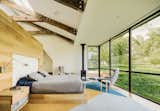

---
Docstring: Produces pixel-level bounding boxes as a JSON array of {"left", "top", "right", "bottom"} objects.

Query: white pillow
[{"left": 28, "top": 72, "right": 44, "bottom": 81}]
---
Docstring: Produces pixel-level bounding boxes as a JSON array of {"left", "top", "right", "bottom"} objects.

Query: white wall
[
  {"left": 12, "top": 54, "right": 38, "bottom": 86},
  {"left": 41, "top": 51, "right": 53, "bottom": 72},
  {"left": 34, "top": 35, "right": 86, "bottom": 75}
]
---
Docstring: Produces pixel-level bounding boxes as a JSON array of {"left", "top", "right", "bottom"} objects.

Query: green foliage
[
  {"left": 111, "top": 36, "right": 128, "bottom": 67},
  {"left": 88, "top": 47, "right": 98, "bottom": 68},
  {"left": 132, "top": 28, "right": 160, "bottom": 66},
  {"left": 115, "top": 73, "right": 128, "bottom": 90},
  {"left": 147, "top": 29, "right": 160, "bottom": 65},
  {"left": 112, "top": 37, "right": 128, "bottom": 56},
  {"left": 116, "top": 73, "right": 160, "bottom": 103},
  {"left": 100, "top": 44, "right": 109, "bottom": 68}
]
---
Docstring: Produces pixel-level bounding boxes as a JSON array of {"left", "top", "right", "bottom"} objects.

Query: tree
[
  {"left": 100, "top": 44, "right": 109, "bottom": 68},
  {"left": 112, "top": 36, "right": 128, "bottom": 66}
]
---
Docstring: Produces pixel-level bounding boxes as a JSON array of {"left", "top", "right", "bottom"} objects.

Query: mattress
[{"left": 31, "top": 75, "right": 84, "bottom": 93}]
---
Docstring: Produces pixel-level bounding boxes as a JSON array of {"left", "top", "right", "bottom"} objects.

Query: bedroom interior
[{"left": 0, "top": 0, "right": 160, "bottom": 111}]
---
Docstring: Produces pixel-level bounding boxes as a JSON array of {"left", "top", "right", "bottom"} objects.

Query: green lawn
[
  {"left": 115, "top": 72, "right": 160, "bottom": 104},
  {"left": 89, "top": 68, "right": 160, "bottom": 103}
]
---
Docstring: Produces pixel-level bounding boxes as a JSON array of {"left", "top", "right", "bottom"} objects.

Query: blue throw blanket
[{"left": 16, "top": 77, "right": 36, "bottom": 91}]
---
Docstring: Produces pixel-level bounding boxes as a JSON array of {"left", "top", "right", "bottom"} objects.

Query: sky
[
  {"left": 11, "top": 0, "right": 33, "bottom": 11},
  {"left": 132, "top": 16, "right": 160, "bottom": 39}
]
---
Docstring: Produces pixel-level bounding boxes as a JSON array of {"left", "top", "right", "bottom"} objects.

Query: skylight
[{"left": 10, "top": 0, "right": 33, "bottom": 11}]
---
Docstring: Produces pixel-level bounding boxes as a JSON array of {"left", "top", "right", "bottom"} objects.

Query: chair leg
[
  {"left": 107, "top": 82, "right": 110, "bottom": 93},
  {"left": 100, "top": 81, "right": 102, "bottom": 92}
]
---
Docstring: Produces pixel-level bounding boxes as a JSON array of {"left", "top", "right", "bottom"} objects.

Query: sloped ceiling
[
  {"left": 28, "top": 0, "right": 82, "bottom": 29},
  {"left": 76, "top": 0, "right": 160, "bottom": 45},
  {"left": 1, "top": 0, "right": 160, "bottom": 45},
  {"left": 33, "top": 22, "right": 76, "bottom": 40},
  {"left": 1, "top": 0, "right": 81, "bottom": 41}
]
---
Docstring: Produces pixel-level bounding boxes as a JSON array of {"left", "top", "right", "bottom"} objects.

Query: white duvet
[{"left": 31, "top": 75, "right": 84, "bottom": 93}]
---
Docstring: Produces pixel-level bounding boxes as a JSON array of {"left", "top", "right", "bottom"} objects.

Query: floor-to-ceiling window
[
  {"left": 111, "top": 33, "right": 129, "bottom": 90},
  {"left": 87, "top": 47, "right": 99, "bottom": 78},
  {"left": 131, "top": 16, "right": 160, "bottom": 103},
  {"left": 99, "top": 13, "right": 160, "bottom": 104},
  {"left": 100, "top": 43, "right": 109, "bottom": 77}
]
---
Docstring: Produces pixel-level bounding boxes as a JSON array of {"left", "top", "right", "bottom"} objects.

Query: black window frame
[{"left": 98, "top": 10, "right": 160, "bottom": 104}]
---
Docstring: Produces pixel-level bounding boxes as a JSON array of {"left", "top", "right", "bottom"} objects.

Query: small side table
[
  {"left": 83, "top": 79, "right": 95, "bottom": 90},
  {"left": 97, "top": 77, "right": 110, "bottom": 92},
  {"left": 0, "top": 86, "right": 29, "bottom": 111}
]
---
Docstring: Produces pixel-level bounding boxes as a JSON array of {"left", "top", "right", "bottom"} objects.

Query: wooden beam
[
  {"left": 12, "top": 16, "right": 42, "bottom": 22},
  {"left": 36, "top": 14, "right": 77, "bottom": 35},
  {"left": 28, "top": 31, "right": 53, "bottom": 35},
  {"left": 27, "top": 22, "right": 74, "bottom": 43},
  {"left": 2, "top": 1, "right": 77, "bottom": 35}
]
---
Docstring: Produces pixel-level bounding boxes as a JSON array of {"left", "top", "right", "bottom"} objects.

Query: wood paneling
[
  {"left": 0, "top": 9, "right": 43, "bottom": 90},
  {"left": 0, "top": 17, "right": 43, "bottom": 58},
  {"left": 0, "top": 73, "right": 12, "bottom": 91},
  {"left": 0, "top": 51, "right": 12, "bottom": 74}
]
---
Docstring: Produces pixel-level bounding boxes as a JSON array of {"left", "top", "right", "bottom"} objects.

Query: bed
[{"left": 17, "top": 72, "right": 84, "bottom": 94}]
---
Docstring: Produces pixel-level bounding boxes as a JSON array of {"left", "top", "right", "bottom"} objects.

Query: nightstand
[{"left": 0, "top": 86, "right": 29, "bottom": 111}]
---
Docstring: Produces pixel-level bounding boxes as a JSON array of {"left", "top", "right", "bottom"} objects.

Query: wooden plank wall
[{"left": 0, "top": 9, "right": 43, "bottom": 91}]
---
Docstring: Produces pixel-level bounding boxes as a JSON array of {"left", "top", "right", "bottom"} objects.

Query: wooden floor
[
  {"left": 21, "top": 89, "right": 100, "bottom": 111},
  {"left": 21, "top": 88, "right": 160, "bottom": 111}
]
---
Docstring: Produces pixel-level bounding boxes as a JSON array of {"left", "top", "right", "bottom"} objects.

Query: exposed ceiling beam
[
  {"left": 36, "top": 14, "right": 77, "bottom": 35},
  {"left": 28, "top": 31, "right": 53, "bottom": 35},
  {"left": 12, "top": 16, "right": 42, "bottom": 22},
  {"left": 27, "top": 22, "right": 74, "bottom": 43},
  {"left": 1, "top": 1, "right": 77, "bottom": 35}
]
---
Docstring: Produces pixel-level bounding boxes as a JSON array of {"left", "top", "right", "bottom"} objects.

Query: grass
[
  {"left": 115, "top": 72, "right": 160, "bottom": 104},
  {"left": 115, "top": 72, "right": 128, "bottom": 90},
  {"left": 88, "top": 67, "right": 160, "bottom": 104}
]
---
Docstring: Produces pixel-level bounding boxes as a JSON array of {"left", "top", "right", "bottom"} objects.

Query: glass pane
[
  {"left": 87, "top": 47, "right": 98, "bottom": 78},
  {"left": 87, "top": 69, "right": 98, "bottom": 78},
  {"left": 111, "top": 33, "right": 129, "bottom": 91},
  {"left": 111, "top": 33, "right": 129, "bottom": 71},
  {"left": 100, "top": 43, "right": 109, "bottom": 77},
  {"left": 131, "top": 73, "right": 160, "bottom": 103},
  {"left": 115, "top": 72, "right": 128, "bottom": 90},
  {"left": 132, "top": 16, "right": 160, "bottom": 73}
]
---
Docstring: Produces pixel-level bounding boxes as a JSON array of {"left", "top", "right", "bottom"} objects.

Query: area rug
[
  {"left": 70, "top": 93, "right": 154, "bottom": 111},
  {"left": 86, "top": 82, "right": 125, "bottom": 97}
]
